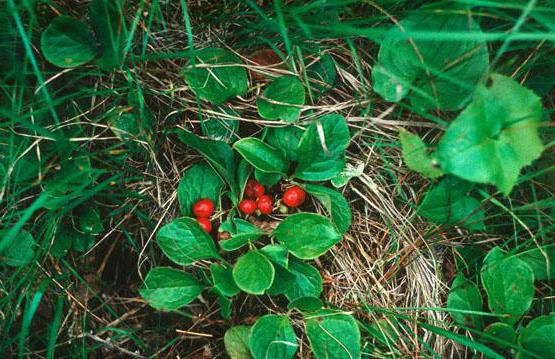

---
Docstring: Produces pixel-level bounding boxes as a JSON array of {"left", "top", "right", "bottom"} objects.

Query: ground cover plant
[{"left": 1, "top": 0, "right": 554, "bottom": 358}]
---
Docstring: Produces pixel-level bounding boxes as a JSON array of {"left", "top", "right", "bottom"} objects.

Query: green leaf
[
  {"left": 294, "top": 114, "right": 350, "bottom": 181},
  {"left": 437, "top": 74, "right": 544, "bottom": 195},
  {"left": 516, "top": 244, "right": 555, "bottom": 281},
  {"left": 274, "top": 213, "right": 342, "bottom": 260},
  {"left": 40, "top": 16, "right": 97, "bottom": 68},
  {"left": 260, "top": 244, "right": 289, "bottom": 268},
  {"left": 210, "top": 263, "right": 240, "bottom": 297},
  {"left": 178, "top": 130, "right": 238, "bottom": 200},
  {"left": 249, "top": 315, "right": 298, "bottom": 359},
  {"left": 201, "top": 107, "right": 239, "bottom": 143},
  {"left": 265, "top": 126, "right": 304, "bottom": 162},
  {"left": 418, "top": 176, "right": 485, "bottom": 231},
  {"left": 43, "top": 155, "right": 93, "bottom": 198},
  {"left": 283, "top": 258, "right": 323, "bottom": 301},
  {"left": 225, "top": 326, "right": 252, "bottom": 359},
  {"left": 257, "top": 76, "right": 305, "bottom": 122},
  {"left": 307, "top": 53, "right": 337, "bottom": 96},
  {"left": 72, "top": 233, "right": 96, "bottom": 253},
  {"left": 183, "top": 48, "right": 248, "bottom": 105},
  {"left": 177, "top": 163, "right": 224, "bottom": 216},
  {"left": 237, "top": 159, "right": 253, "bottom": 199},
  {"left": 483, "top": 322, "right": 516, "bottom": 349},
  {"left": 254, "top": 169, "right": 282, "bottom": 186},
  {"left": 78, "top": 206, "right": 103, "bottom": 235},
  {"left": 372, "top": 12, "right": 489, "bottom": 111},
  {"left": 367, "top": 318, "right": 400, "bottom": 346},
  {"left": 447, "top": 274, "right": 483, "bottom": 329},
  {"left": 139, "top": 267, "right": 203, "bottom": 311},
  {"left": 219, "top": 218, "right": 266, "bottom": 252},
  {"left": 330, "top": 160, "right": 364, "bottom": 188},
  {"left": 287, "top": 296, "right": 323, "bottom": 312},
  {"left": 157, "top": 217, "right": 220, "bottom": 265},
  {"left": 518, "top": 313, "right": 555, "bottom": 358},
  {"left": 232, "top": 251, "right": 275, "bottom": 295},
  {"left": 217, "top": 291, "right": 232, "bottom": 320},
  {"left": 305, "top": 310, "right": 361, "bottom": 359},
  {"left": 90, "top": 0, "right": 128, "bottom": 70},
  {"left": 0, "top": 230, "right": 35, "bottom": 267},
  {"left": 51, "top": 226, "right": 73, "bottom": 258},
  {"left": 233, "top": 138, "right": 288, "bottom": 174},
  {"left": 480, "top": 247, "right": 535, "bottom": 325},
  {"left": 304, "top": 184, "right": 351, "bottom": 234},
  {"left": 400, "top": 130, "right": 444, "bottom": 178}
]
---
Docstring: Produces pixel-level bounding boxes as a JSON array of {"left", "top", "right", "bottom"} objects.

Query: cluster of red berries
[
  {"left": 238, "top": 179, "right": 306, "bottom": 215},
  {"left": 192, "top": 198, "right": 215, "bottom": 233}
]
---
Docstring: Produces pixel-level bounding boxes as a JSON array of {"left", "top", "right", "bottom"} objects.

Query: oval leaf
[
  {"left": 0, "top": 230, "right": 35, "bottom": 267},
  {"left": 157, "top": 217, "right": 220, "bottom": 265},
  {"left": 233, "top": 137, "right": 288, "bottom": 174},
  {"left": 90, "top": 0, "right": 128, "bottom": 70},
  {"left": 178, "top": 163, "right": 224, "bottom": 216},
  {"left": 139, "top": 267, "right": 204, "bottom": 311},
  {"left": 305, "top": 310, "right": 361, "bottom": 359},
  {"left": 274, "top": 213, "right": 342, "bottom": 260},
  {"left": 257, "top": 76, "right": 305, "bottom": 122},
  {"left": 447, "top": 274, "right": 483, "bottom": 329},
  {"left": 304, "top": 184, "right": 351, "bottom": 234},
  {"left": 519, "top": 313, "right": 555, "bottom": 358},
  {"left": 211, "top": 263, "right": 240, "bottom": 297},
  {"left": 249, "top": 315, "right": 298, "bottom": 359},
  {"left": 232, "top": 251, "right": 275, "bottom": 295},
  {"left": 225, "top": 325, "right": 252, "bottom": 359},
  {"left": 400, "top": 130, "right": 444, "bottom": 178}
]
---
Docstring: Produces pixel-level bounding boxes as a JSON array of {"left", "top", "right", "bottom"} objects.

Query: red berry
[
  {"left": 257, "top": 195, "right": 273, "bottom": 215},
  {"left": 196, "top": 217, "right": 212, "bottom": 233},
  {"left": 193, "top": 198, "right": 215, "bottom": 218},
  {"left": 239, "top": 199, "right": 257, "bottom": 215},
  {"left": 245, "top": 179, "right": 265, "bottom": 198},
  {"left": 283, "top": 186, "right": 306, "bottom": 208}
]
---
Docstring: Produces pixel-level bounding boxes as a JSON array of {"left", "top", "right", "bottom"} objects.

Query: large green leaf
[
  {"left": 225, "top": 326, "right": 251, "bottom": 359},
  {"left": 283, "top": 258, "right": 323, "bottom": 301},
  {"left": 446, "top": 274, "right": 483, "bottom": 329},
  {"left": 232, "top": 251, "right": 275, "bottom": 295},
  {"left": 210, "top": 263, "right": 240, "bottom": 297},
  {"left": 257, "top": 76, "right": 305, "bottom": 122},
  {"left": 483, "top": 322, "right": 516, "bottom": 349},
  {"left": 183, "top": 48, "right": 248, "bottom": 105},
  {"left": 40, "top": 16, "right": 97, "bottom": 68},
  {"left": 178, "top": 130, "right": 239, "bottom": 200},
  {"left": 516, "top": 244, "right": 555, "bottom": 281},
  {"left": 156, "top": 217, "right": 220, "bottom": 265},
  {"left": 518, "top": 313, "right": 555, "bottom": 358},
  {"left": 305, "top": 310, "right": 361, "bottom": 359},
  {"left": 139, "top": 267, "right": 204, "bottom": 310},
  {"left": 480, "top": 247, "right": 535, "bottom": 325},
  {"left": 90, "top": 0, "right": 128, "bottom": 70},
  {"left": 260, "top": 244, "right": 289, "bottom": 268},
  {"left": 418, "top": 176, "right": 485, "bottom": 231},
  {"left": 233, "top": 138, "right": 288, "bottom": 174},
  {"left": 372, "top": 11, "right": 489, "bottom": 111},
  {"left": 400, "top": 130, "right": 444, "bottom": 178},
  {"left": 201, "top": 107, "right": 239, "bottom": 143},
  {"left": 274, "top": 213, "right": 342, "bottom": 260},
  {"left": 177, "top": 163, "right": 224, "bottom": 216},
  {"left": 304, "top": 184, "right": 351, "bottom": 234},
  {"left": 0, "top": 230, "right": 35, "bottom": 267},
  {"left": 307, "top": 53, "right": 337, "bottom": 96},
  {"left": 249, "top": 315, "right": 298, "bottom": 359},
  {"left": 294, "top": 114, "right": 350, "bottom": 181},
  {"left": 437, "top": 74, "right": 544, "bottom": 195},
  {"left": 264, "top": 126, "right": 304, "bottom": 162},
  {"left": 219, "top": 218, "right": 266, "bottom": 252}
]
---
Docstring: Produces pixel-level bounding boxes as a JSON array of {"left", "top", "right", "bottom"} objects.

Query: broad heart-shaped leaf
[
  {"left": 233, "top": 138, "right": 288, "bottom": 174},
  {"left": 157, "top": 217, "right": 220, "bottom": 265},
  {"left": 257, "top": 76, "right": 305, "bottom": 122},
  {"left": 177, "top": 163, "right": 224, "bottom": 216},
  {"left": 304, "top": 184, "right": 351, "bottom": 234},
  {"left": 275, "top": 213, "right": 342, "bottom": 260},
  {"left": 483, "top": 322, "right": 516, "bottom": 349},
  {"left": 0, "top": 230, "right": 35, "bottom": 267},
  {"left": 294, "top": 114, "right": 350, "bottom": 181},
  {"left": 400, "top": 130, "right": 444, "bottom": 178},
  {"left": 210, "top": 263, "right": 240, "bottom": 297},
  {"left": 372, "top": 11, "right": 489, "bottom": 111},
  {"left": 283, "top": 258, "right": 323, "bottom": 301},
  {"left": 90, "top": 0, "right": 128, "bottom": 70},
  {"left": 232, "top": 251, "right": 275, "bottom": 295},
  {"left": 219, "top": 218, "right": 266, "bottom": 252},
  {"left": 183, "top": 48, "right": 248, "bottom": 105},
  {"left": 224, "top": 325, "right": 251, "bottom": 359},
  {"left": 516, "top": 244, "right": 555, "bottom": 281},
  {"left": 446, "top": 274, "right": 483, "bottom": 329},
  {"left": 40, "top": 16, "right": 97, "bottom": 68},
  {"left": 437, "top": 74, "right": 544, "bottom": 196},
  {"left": 264, "top": 126, "right": 304, "bottom": 162},
  {"left": 178, "top": 130, "right": 239, "bottom": 202},
  {"left": 418, "top": 176, "right": 485, "bottom": 231},
  {"left": 305, "top": 310, "right": 361, "bottom": 359},
  {"left": 518, "top": 313, "right": 555, "bottom": 358},
  {"left": 480, "top": 247, "right": 535, "bottom": 325},
  {"left": 249, "top": 315, "right": 298, "bottom": 359},
  {"left": 139, "top": 267, "right": 204, "bottom": 311}
]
